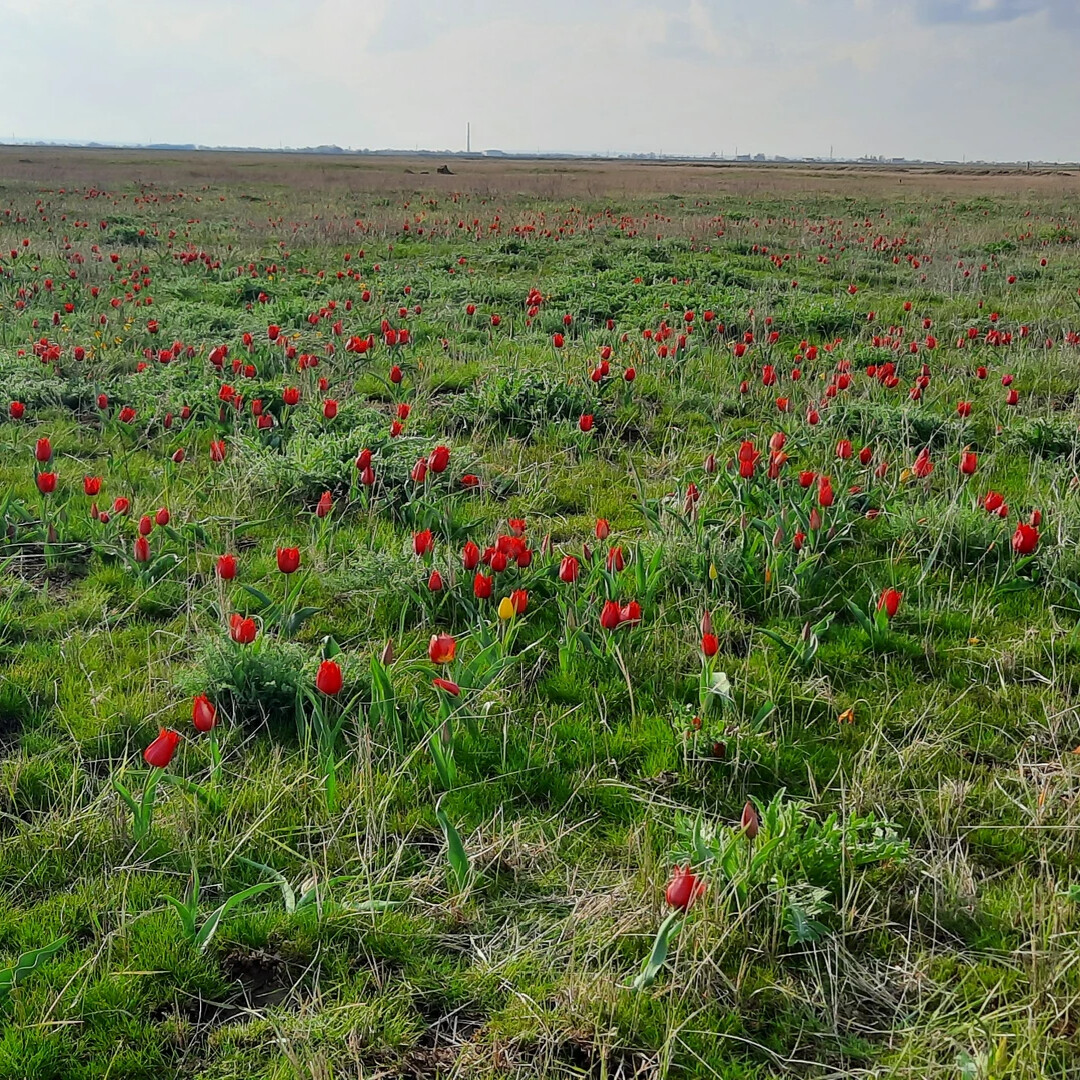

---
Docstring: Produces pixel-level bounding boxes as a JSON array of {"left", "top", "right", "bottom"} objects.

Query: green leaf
[
  {"left": 165, "top": 895, "right": 198, "bottom": 941},
  {"left": 847, "top": 599, "right": 876, "bottom": 637},
  {"left": 429, "top": 733, "right": 458, "bottom": 790},
  {"left": 436, "top": 807, "right": 471, "bottom": 893},
  {"left": 752, "top": 701, "right": 776, "bottom": 727},
  {"left": 194, "top": 881, "right": 278, "bottom": 951},
  {"left": 284, "top": 606, "right": 320, "bottom": 634},
  {"left": 240, "top": 584, "right": 275, "bottom": 609},
  {"left": 783, "top": 901, "right": 830, "bottom": 945},
  {"left": 236, "top": 857, "right": 296, "bottom": 914},
  {"left": 111, "top": 775, "right": 139, "bottom": 816},
  {"left": 630, "top": 910, "right": 682, "bottom": 990},
  {"left": 0, "top": 937, "right": 67, "bottom": 1003}
]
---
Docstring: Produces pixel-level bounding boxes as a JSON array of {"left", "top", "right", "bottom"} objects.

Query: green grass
[{"left": 0, "top": 169, "right": 1078, "bottom": 1077}]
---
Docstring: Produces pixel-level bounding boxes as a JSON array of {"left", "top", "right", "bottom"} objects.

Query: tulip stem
[
  {"left": 281, "top": 572, "right": 293, "bottom": 634},
  {"left": 209, "top": 728, "right": 221, "bottom": 788}
]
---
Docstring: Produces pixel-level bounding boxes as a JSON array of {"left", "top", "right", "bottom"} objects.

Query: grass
[{"left": 0, "top": 156, "right": 1078, "bottom": 1077}]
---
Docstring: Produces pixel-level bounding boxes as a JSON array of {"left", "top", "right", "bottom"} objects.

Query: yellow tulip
[
  {"left": 497, "top": 596, "right": 515, "bottom": 620},
  {"left": 709, "top": 563, "right": 718, "bottom": 581}
]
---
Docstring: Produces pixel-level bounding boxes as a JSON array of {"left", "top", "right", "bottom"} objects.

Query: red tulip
[
  {"left": 462, "top": 540, "right": 480, "bottom": 571},
  {"left": 600, "top": 599, "right": 621, "bottom": 630},
  {"left": 139, "top": 515, "right": 153, "bottom": 537},
  {"left": 983, "top": 491, "right": 1004, "bottom": 514},
  {"left": 510, "top": 589, "right": 528, "bottom": 615},
  {"left": 217, "top": 554, "right": 237, "bottom": 580},
  {"left": 316, "top": 659, "right": 344, "bottom": 696},
  {"left": 229, "top": 613, "right": 257, "bottom": 644},
  {"left": 1012, "top": 523, "right": 1039, "bottom": 555},
  {"left": 155, "top": 507, "right": 170, "bottom": 527},
  {"left": 414, "top": 529, "right": 434, "bottom": 556},
  {"left": 427, "top": 569, "right": 444, "bottom": 592},
  {"left": 316, "top": 491, "right": 333, "bottom": 518},
  {"left": 35, "top": 437, "right": 52, "bottom": 463},
  {"left": 192, "top": 695, "right": 217, "bottom": 733},
  {"left": 9, "top": 401, "right": 24, "bottom": 419},
  {"left": 113, "top": 496, "right": 130, "bottom": 515},
  {"left": 36, "top": 472, "right": 57, "bottom": 494},
  {"left": 84, "top": 475, "right": 102, "bottom": 496},
  {"left": 428, "top": 445, "right": 450, "bottom": 473},
  {"left": 620, "top": 600, "right": 642, "bottom": 624},
  {"left": 959, "top": 451, "right": 978, "bottom": 476},
  {"left": 389, "top": 365, "right": 403, "bottom": 384},
  {"left": 579, "top": 414, "right": 594, "bottom": 432},
  {"left": 277, "top": 547, "right": 300, "bottom": 574},
  {"left": 209, "top": 440, "right": 227, "bottom": 462},
  {"left": 322, "top": 399, "right": 338, "bottom": 420},
  {"left": 473, "top": 572, "right": 493, "bottom": 599},
  {"left": 957, "top": 400, "right": 972, "bottom": 418},
  {"left": 559, "top": 555, "right": 580, "bottom": 583},
  {"left": 701, "top": 632, "right": 719, "bottom": 657},
  {"left": 282, "top": 386, "right": 300, "bottom": 406},
  {"left": 607, "top": 546, "right": 625, "bottom": 572},
  {"left": 878, "top": 588, "right": 902, "bottom": 618},
  {"left": 433, "top": 676, "right": 460, "bottom": 697},
  {"left": 144, "top": 728, "right": 181, "bottom": 768},
  {"left": 665, "top": 864, "right": 705, "bottom": 910},
  {"left": 836, "top": 439, "right": 852, "bottom": 460},
  {"left": 428, "top": 632, "right": 456, "bottom": 665}
]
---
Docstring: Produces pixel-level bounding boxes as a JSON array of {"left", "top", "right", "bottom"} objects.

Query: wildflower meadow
[{"left": 0, "top": 153, "right": 1078, "bottom": 1078}]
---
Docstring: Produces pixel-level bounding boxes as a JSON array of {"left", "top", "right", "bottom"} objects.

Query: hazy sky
[{"left": 4, "top": 0, "right": 1077, "bottom": 161}]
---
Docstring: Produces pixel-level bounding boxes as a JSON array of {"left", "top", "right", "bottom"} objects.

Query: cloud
[{"left": 911, "top": 0, "right": 1065, "bottom": 23}]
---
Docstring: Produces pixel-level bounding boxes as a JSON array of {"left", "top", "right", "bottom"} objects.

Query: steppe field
[{"left": 2, "top": 148, "right": 1080, "bottom": 1079}]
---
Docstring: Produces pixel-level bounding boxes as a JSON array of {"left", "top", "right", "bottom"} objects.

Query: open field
[{"left": 1, "top": 150, "right": 1080, "bottom": 1078}]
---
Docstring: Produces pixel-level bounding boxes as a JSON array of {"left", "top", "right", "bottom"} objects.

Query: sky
[{"left": 2, "top": 0, "right": 1077, "bottom": 162}]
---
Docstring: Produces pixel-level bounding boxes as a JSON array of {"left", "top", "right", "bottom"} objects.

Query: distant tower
[{"left": 467, "top": 123, "right": 471, "bottom": 154}]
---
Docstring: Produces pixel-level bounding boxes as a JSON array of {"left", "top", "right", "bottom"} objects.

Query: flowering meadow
[{"left": 1, "top": 155, "right": 1079, "bottom": 1077}]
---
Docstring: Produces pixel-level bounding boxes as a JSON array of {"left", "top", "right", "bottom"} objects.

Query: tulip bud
[{"left": 740, "top": 801, "right": 759, "bottom": 840}]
